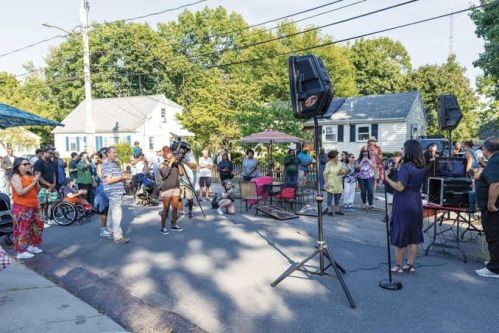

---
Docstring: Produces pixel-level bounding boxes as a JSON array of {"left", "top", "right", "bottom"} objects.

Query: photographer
[
  {"left": 159, "top": 147, "right": 184, "bottom": 234},
  {"left": 176, "top": 145, "right": 197, "bottom": 220},
  {"left": 384, "top": 140, "right": 426, "bottom": 273}
]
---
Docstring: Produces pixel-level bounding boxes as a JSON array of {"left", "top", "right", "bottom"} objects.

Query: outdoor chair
[
  {"left": 276, "top": 186, "right": 297, "bottom": 211},
  {"left": 239, "top": 182, "right": 267, "bottom": 212}
]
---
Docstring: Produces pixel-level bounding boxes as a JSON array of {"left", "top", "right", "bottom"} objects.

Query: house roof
[
  {"left": 53, "top": 94, "right": 182, "bottom": 133},
  {"left": 319, "top": 91, "right": 421, "bottom": 122}
]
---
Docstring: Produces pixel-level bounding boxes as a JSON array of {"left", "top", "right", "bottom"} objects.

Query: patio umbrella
[
  {"left": 240, "top": 130, "right": 303, "bottom": 175},
  {"left": 0, "top": 103, "right": 62, "bottom": 129}
]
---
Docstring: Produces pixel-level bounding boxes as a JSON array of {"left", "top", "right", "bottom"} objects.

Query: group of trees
[{"left": 1, "top": 4, "right": 496, "bottom": 149}]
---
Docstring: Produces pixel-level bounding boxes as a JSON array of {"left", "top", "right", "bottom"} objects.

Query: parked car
[{"left": 418, "top": 137, "right": 451, "bottom": 157}]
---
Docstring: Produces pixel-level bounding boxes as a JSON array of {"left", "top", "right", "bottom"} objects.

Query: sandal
[
  {"left": 390, "top": 265, "right": 403, "bottom": 273},
  {"left": 403, "top": 264, "right": 416, "bottom": 273}
]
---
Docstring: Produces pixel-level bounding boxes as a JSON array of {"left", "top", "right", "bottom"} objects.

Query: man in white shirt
[{"left": 198, "top": 150, "right": 213, "bottom": 201}]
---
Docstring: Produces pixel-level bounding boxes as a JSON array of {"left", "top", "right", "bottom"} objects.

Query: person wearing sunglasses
[{"left": 10, "top": 158, "right": 43, "bottom": 259}]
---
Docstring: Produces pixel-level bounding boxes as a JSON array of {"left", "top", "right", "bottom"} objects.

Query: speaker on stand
[{"left": 438, "top": 95, "right": 463, "bottom": 157}]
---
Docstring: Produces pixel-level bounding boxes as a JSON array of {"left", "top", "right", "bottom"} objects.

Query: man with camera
[{"left": 475, "top": 137, "right": 499, "bottom": 278}]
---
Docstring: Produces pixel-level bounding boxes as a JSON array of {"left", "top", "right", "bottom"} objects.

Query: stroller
[{"left": 0, "top": 193, "right": 14, "bottom": 245}]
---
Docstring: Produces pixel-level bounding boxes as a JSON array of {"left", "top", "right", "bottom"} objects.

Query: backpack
[{"left": 211, "top": 193, "right": 222, "bottom": 209}]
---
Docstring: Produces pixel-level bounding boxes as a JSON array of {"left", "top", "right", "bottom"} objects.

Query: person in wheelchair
[
  {"left": 134, "top": 166, "right": 160, "bottom": 204},
  {"left": 62, "top": 178, "right": 92, "bottom": 210}
]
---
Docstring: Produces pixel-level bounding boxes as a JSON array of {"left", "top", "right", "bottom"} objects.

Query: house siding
[
  {"left": 321, "top": 122, "right": 407, "bottom": 153},
  {"left": 405, "top": 96, "right": 427, "bottom": 140}
]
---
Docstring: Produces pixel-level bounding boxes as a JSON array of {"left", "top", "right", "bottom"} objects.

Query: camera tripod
[
  {"left": 270, "top": 116, "right": 356, "bottom": 308},
  {"left": 179, "top": 163, "right": 206, "bottom": 219}
]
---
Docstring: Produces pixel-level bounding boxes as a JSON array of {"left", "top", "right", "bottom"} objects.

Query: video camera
[{"left": 170, "top": 139, "right": 191, "bottom": 164}]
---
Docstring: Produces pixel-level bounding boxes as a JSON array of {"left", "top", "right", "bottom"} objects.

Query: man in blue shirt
[{"left": 297, "top": 145, "right": 313, "bottom": 188}]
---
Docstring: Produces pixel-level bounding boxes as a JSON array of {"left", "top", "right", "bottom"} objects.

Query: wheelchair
[{"left": 50, "top": 189, "right": 93, "bottom": 226}]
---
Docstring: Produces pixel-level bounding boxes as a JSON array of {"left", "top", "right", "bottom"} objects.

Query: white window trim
[
  {"left": 356, "top": 124, "right": 371, "bottom": 142},
  {"left": 161, "top": 108, "right": 167, "bottom": 123},
  {"left": 324, "top": 126, "right": 337, "bottom": 142}
]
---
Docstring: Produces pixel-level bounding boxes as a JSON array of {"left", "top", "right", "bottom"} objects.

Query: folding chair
[{"left": 239, "top": 182, "right": 266, "bottom": 212}]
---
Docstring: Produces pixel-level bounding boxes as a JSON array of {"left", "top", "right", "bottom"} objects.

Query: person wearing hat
[
  {"left": 33, "top": 147, "right": 57, "bottom": 224},
  {"left": 362, "top": 136, "right": 383, "bottom": 193},
  {"left": 10, "top": 157, "right": 43, "bottom": 259},
  {"left": 217, "top": 180, "right": 235, "bottom": 215}
]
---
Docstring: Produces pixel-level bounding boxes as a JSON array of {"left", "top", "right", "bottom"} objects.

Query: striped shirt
[{"left": 102, "top": 161, "right": 124, "bottom": 198}]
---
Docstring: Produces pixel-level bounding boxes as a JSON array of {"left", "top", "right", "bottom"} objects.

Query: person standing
[
  {"left": 53, "top": 151, "right": 66, "bottom": 192},
  {"left": 452, "top": 141, "right": 464, "bottom": 157},
  {"left": 95, "top": 149, "right": 111, "bottom": 238},
  {"left": 342, "top": 154, "right": 357, "bottom": 210},
  {"left": 29, "top": 148, "right": 43, "bottom": 166},
  {"left": 283, "top": 149, "right": 299, "bottom": 188},
  {"left": 178, "top": 149, "right": 197, "bottom": 220},
  {"left": 385, "top": 140, "right": 426, "bottom": 273},
  {"left": 318, "top": 148, "right": 327, "bottom": 191},
  {"left": 297, "top": 145, "right": 313, "bottom": 188},
  {"left": 241, "top": 149, "right": 259, "bottom": 182},
  {"left": 357, "top": 147, "right": 376, "bottom": 209},
  {"left": 10, "top": 158, "right": 44, "bottom": 259},
  {"left": 474, "top": 137, "right": 499, "bottom": 278},
  {"left": 33, "top": 148, "right": 56, "bottom": 224},
  {"left": 323, "top": 150, "right": 345, "bottom": 216},
  {"left": 366, "top": 137, "right": 383, "bottom": 192},
  {"left": 217, "top": 153, "right": 234, "bottom": 183},
  {"left": 101, "top": 147, "right": 130, "bottom": 244},
  {"left": 68, "top": 152, "right": 80, "bottom": 180},
  {"left": 77, "top": 152, "right": 93, "bottom": 202},
  {"left": 198, "top": 150, "right": 213, "bottom": 201},
  {"left": 1, "top": 148, "right": 17, "bottom": 196},
  {"left": 159, "top": 148, "right": 184, "bottom": 233}
]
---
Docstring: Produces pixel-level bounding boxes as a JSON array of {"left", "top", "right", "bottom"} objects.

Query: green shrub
[{"left": 115, "top": 143, "right": 133, "bottom": 164}]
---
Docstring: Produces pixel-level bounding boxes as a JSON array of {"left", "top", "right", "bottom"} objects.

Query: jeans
[
  {"left": 326, "top": 192, "right": 342, "bottom": 207},
  {"left": 107, "top": 197, "right": 124, "bottom": 240},
  {"left": 343, "top": 182, "right": 356, "bottom": 206},
  {"left": 284, "top": 172, "right": 298, "bottom": 187},
  {"left": 481, "top": 209, "right": 499, "bottom": 273},
  {"left": 359, "top": 177, "right": 374, "bottom": 206}
]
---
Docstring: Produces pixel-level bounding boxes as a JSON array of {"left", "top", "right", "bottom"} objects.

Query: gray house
[{"left": 309, "top": 91, "right": 427, "bottom": 153}]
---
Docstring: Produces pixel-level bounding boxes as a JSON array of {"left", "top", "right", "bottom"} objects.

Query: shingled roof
[
  {"left": 53, "top": 94, "right": 182, "bottom": 133},
  {"left": 319, "top": 91, "right": 421, "bottom": 122}
]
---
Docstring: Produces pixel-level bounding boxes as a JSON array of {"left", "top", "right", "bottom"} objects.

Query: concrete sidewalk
[{"left": 0, "top": 262, "right": 126, "bottom": 333}]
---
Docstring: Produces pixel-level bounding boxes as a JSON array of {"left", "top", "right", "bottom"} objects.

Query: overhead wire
[
  {"left": 207, "top": 3, "right": 495, "bottom": 69},
  {"left": 193, "top": 0, "right": 419, "bottom": 59}
]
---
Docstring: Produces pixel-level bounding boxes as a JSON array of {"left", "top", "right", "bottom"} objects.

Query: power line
[
  {"left": 208, "top": 3, "right": 493, "bottom": 69},
  {"left": 241, "top": 0, "right": 369, "bottom": 40},
  {"left": 194, "top": 0, "right": 419, "bottom": 59},
  {"left": 0, "top": 35, "right": 66, "bottom": 59},
  {"left": 206, "top": 0, "right": 347, "bottom": 39},
  {"left": 0, "top": 0, "right": 206, "bottom": 60}
]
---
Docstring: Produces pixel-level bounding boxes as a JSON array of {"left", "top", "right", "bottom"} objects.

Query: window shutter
[
  {"left": 126, "top": 135, "right": 131, "bottom": 145},
  {"left": 95, "top": 136, "right": 100, "bottom": 150},
  {"left": 371, "top": 124, "right": 378, "bottom": 140},
  {"left": 76, "top": 137, "right": 80, "bottom": 152},
  {"left": 338, "top": 125, "right": 344, "bottom": 142},
  {"left": 65, "top": 137, "right": 69, "bottom": 152},
  {"left": 350, "top": 125, "right": 356, "bottom": 142}
]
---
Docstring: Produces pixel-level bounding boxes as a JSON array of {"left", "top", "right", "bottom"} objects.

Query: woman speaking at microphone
[{"left": 385, "top": 140, "right": 426, "bottom": 273}]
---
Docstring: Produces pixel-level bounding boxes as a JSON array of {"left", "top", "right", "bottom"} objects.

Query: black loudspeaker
[
  {"left": 289, "top": 55, "right": 334, "bottom": 119},
  {"left": 438, "top": 95, "right": 463, "bottom": 131}
]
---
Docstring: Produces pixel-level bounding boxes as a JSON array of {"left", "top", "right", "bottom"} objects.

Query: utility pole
[
  {"left": 81, "top": 0, "right": 95, "bottom": 153},
  {"left": 449, "top": 8, "right": 454, "bottom": 55}
]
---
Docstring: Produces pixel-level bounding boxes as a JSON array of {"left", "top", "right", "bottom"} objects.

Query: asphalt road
[{"left": 30, "top": 196, "right": 499, "bottom": 333}]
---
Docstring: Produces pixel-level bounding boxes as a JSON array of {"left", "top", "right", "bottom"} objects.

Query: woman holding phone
[{"left": 357, "top": 147, "right": 376, "bottom": 209}]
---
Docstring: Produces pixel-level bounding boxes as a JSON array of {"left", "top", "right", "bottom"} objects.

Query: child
[
  {"left": 132, "top": 141, "right": 143, "bottom": 159},
  {"left": 342, "top": 154, "right": 357, "bottom": 210},
  {"left": 62, "top": 178, "right": 91, "bottom": 209},
  {"left": 217, "top": 180, "right": 235, "bottom": 215},
  {"left": 323, "top": 150, "right": 345, "bottom": 216}
]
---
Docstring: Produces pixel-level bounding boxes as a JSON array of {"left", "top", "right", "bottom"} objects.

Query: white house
[
  {"left": 0, "top": 129, "right": 41, "bottom": 157},
  {"left": 308, "top": 91, "right": 427, "bottom": 153},
  {"left": 53, "top": 94, "right": 193, "bottom": 158}
]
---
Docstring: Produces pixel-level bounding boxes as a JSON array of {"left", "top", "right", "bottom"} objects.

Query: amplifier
[{"left": 428, "top": 177, "right": 474, "bottom": 208}]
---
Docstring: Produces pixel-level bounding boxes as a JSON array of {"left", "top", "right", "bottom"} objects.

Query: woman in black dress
[{"left": 385, "top": 140, "right": 426, "bottom": 273}]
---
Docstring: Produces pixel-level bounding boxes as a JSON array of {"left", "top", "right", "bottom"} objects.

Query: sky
[{"left": 0, "top": 0, "right": 485, "bottom": 87}]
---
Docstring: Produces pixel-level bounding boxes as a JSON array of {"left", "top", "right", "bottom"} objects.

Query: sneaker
[
  {"left": 43, "top": 222, "right": 51, "bottom": 228},
  {"left": 188, "top": 212, "right": 193, "bottom": 219},
  {"left": 327, "top": 212, "right": 333, "bottom": 216},
  {"left": 100, "top": 229, "right": 113, "bottom": 238},
  {"left": 46, "top": 219, "right": 57, "bottom": 225},
  {"left": 27, "top": 246, "right": 42, "bottom": 254},
  {"left": 368, "top": 205, "right": 376, "bottom": 210},
  {"left": 475, "top": 267, "right": 499, "bottom": 278},
  {"left": 178, "top": 212, "right": 185, "bottom": 221},
  {"left": 336, "top": 211, "right": 345, "bottom": 216},
  {"left": 114, "top": 237, "right": 130, "bottom": 244},
  {"left": 160, "top": 228, "right": 169, "bottom": 235},
  {"left": 484, "top": 260, "right": 489, "bottom": 265},
  {"left": 17, "top": 251, "right": 35, "bottom": 259},
  {"left": 171, "top": 226, "right": 183, "bottom": 232},
  {"left": 217, "top": 208, "right": 224, "bottom": 216}
]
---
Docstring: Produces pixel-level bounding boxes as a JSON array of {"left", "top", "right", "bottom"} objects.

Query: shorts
[
  {"left": 386, "top": 193, "right": 394, "bottom": 205},
  {"left": 160, "top": 188, "right": 180, "bottom": 198},
  {"left": 199, "top": 177, "right": 211, "bottom": 188},
  {"left": 374, "top": 168, "right": 380, "bottom": 179},
  {"left": 179, "top": 185, "right": 193, "bottom": 200},
  {"left": 37, "top": 188, "right": 59, "bottom": 204}
]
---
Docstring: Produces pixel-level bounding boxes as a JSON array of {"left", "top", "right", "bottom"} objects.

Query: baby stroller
[
  {"left": 0, "top": 193, "right": 14, "bottom": 245},
  {"left": 133, "top": 175, "right": 159, "bottom": 206}
]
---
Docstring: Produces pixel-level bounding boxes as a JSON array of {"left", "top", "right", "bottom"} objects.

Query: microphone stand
[{"left": 379, "top": 170, "right": 402, "bottom": 291}]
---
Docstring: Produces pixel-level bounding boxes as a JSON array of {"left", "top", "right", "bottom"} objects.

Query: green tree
[
  {"left": 406, "top": 55, "right": 478, "bottom": 139},
  {"left": 470, "top": 1, "right": 499, "bottom": 99},
  {"left": 350, "top": 37, "right": 412, "bottom": 95},
  {"left": 476, "top": 75, "right": 499, "bottom": 138}
]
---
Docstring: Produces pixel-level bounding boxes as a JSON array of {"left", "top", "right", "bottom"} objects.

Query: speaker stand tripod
[{"left": 270, "top": 116, "right": 356, "bottom": 309}]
